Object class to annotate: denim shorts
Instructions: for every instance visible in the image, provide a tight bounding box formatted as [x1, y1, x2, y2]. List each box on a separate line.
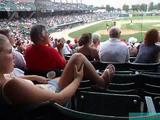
[48, 80, 61, 93]
[48, 80, 71, 108]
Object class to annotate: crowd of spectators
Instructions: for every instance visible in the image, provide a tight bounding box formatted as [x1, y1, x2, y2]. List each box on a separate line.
[0, 12, 112, 54]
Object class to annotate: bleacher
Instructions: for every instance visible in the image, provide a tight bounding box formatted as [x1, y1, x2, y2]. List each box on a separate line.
[2, 56, 158, 120]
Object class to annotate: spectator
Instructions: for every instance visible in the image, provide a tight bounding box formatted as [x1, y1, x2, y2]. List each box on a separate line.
[99, 27, 129, 63]
[128, 37, 138, 57]
[52, 38, 58, 48]
[25, 25, 66, 72]
[77, 33, 100, 61]
[134, 29, 160, 63]
[60, 38, 72, 55]
[66, 40, 73, 49]
[0, 34, 115, 105]
[73, 37, 78, 49]
[91, 32, 101, 50]
[0, 29, 26, 70]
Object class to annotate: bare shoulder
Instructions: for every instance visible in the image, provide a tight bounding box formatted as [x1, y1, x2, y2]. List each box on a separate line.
[3, 78, 35, 98]
[3, 78, 54, 104]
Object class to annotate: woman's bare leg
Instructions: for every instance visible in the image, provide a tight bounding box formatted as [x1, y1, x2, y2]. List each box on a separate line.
[58, 53, 110, 89]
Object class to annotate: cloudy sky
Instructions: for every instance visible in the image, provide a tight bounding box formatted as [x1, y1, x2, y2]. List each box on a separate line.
[53, 0, 160, 8]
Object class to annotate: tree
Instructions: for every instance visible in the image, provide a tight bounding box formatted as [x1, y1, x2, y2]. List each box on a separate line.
[106, 5, 111, 12]
[122, 4, 129, 12]
[140, 3, 147, 12]
[156, 3, 160, 10]
[110, 7, 115, 12]
[131, 5, 140, 11]
[148, 2, 154, 11]
[117, 8, 121, 13]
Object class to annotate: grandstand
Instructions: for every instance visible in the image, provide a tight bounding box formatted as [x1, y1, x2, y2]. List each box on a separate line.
[0, 0, 160, 120]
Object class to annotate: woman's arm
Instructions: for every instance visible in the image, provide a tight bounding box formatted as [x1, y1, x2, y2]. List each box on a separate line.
[20, 75, 48, 84]
[3, 64, 84, 105]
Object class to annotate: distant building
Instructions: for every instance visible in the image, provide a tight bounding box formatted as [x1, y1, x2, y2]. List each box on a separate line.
[34, 0, 52, 11]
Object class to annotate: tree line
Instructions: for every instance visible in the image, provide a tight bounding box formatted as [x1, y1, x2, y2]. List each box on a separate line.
[104, 2, 160, 12]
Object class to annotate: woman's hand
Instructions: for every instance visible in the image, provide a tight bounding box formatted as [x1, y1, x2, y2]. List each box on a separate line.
[34, 76, 49, 84]
[74, 64, 84, 81]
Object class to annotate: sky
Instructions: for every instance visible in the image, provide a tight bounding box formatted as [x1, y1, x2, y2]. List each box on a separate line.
[53, 0, 160, 8]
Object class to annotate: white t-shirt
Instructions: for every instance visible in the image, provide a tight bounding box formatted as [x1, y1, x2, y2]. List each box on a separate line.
[62, 43, 72, 55]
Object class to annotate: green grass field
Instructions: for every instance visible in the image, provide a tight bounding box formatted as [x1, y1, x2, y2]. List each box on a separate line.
[69, 16, 160, 42]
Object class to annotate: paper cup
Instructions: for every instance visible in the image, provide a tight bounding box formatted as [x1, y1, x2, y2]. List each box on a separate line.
[47, 71, 56, 79]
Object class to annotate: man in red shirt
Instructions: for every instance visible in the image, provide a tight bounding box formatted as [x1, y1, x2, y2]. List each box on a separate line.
[25, 25, 66, 72]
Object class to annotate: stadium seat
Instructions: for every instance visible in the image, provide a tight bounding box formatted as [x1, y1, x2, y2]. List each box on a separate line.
[106, 73, 139, 94]
[74, 91, 144, 117]
[106, 82, 137, 95]
[0, 101, 65, 120]
[141, 71, 160, 75]
[141, 74, 160, 97]
[91, 61, 130, 71]
[54, 102, 156, 120]
[110, 73, 140, 84]
[153, 97, 160, 112]
[143, 84, 160, 97]
[78, 80, 94, 91]
[129, 62, 160, 72]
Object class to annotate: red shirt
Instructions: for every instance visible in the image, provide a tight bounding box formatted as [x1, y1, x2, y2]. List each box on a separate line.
[25, 44, 66, 71]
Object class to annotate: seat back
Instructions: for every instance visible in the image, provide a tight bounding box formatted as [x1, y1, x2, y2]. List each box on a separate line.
[141, 74, 160, 97]
[55, 103, 153, 120]
[78, 80, 94, 91]
[154, 97, 160, 112]
[91, 61, 130, 71]
[106, 83, 137, 95]
[111, 74, 139, 84]
[129, 62, 160, 72]
[92, 74, 140, 94]
[75, 91, 143, 117]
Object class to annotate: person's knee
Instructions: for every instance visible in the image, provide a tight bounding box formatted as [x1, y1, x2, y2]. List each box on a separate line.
[71, 53, 85, 63]
[73, 53, 84, 59]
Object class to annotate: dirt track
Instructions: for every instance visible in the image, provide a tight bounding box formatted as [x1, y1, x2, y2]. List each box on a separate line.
[50, 19, 160, 41]
[50, 20, 106, 41]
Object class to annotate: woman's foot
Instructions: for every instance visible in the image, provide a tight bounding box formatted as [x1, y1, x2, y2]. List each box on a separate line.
[101, 64, 115, 88]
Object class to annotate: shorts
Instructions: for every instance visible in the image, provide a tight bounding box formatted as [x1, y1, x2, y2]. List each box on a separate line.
[48, 80, 71, 108]
[48, 80, 61, 92]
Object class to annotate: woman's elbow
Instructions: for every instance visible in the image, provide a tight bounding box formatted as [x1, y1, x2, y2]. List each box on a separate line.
[53, 93, 69, 105]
